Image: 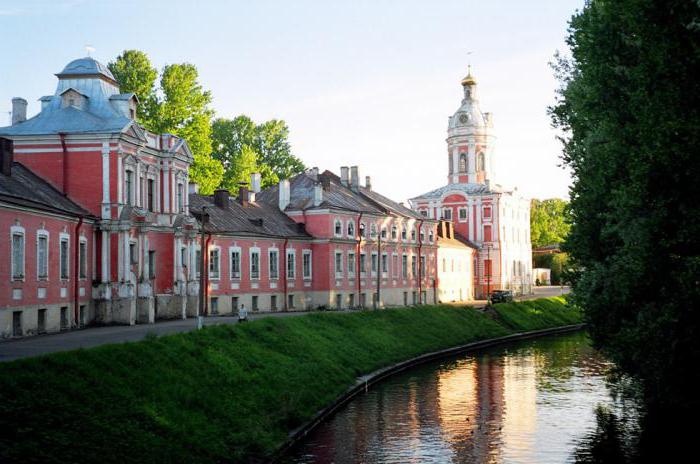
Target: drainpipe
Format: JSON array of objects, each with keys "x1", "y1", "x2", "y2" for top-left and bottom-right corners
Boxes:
[
  {"x1": 356, "y1": 212, "x2": 363, "y2": 307},
  {"x1": 73, "y1": 215, "x2": 84, "y2": 326},
  {"x1": 417, "y1": 219, "x2": 424, "y2": 305},
  {"x1": 59, "y1": 133, "x2": 68, "y2": 195},
  {"x1": 204, "y1": 233, "x2": 212, "y2": 315},
  {"x1": 283, "y1": 238, "x2": 289, "y2": 311}
]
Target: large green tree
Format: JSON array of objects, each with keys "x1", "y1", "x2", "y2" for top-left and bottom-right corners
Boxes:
[
  {"x1": 211, "y1": 115, "x2": 304, "y2": 191},
  {"x1": 108, "y1": 51, "x2": 223, "y2": 194},
  {"x1": 551, "y1": 0, "x2": 700, "y2": 412},
  {"x1": 530, "y1": 198, "x2": 570, "y2": 248}
]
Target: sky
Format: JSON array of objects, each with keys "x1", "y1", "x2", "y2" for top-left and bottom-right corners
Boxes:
[{"x1": 0, "y1": 0, "x2": 583, "y2": 202}]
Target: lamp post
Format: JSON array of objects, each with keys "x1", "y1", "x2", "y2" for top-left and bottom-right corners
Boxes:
[{"x1": 197, "y1": 206, "x2": 209, "y2": 329}]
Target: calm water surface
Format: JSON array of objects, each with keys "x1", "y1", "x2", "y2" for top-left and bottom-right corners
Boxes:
[{"x1": 283, "y1": 332, "x2": 641, "y2": 464}]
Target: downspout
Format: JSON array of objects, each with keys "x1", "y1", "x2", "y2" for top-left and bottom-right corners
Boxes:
[
  {"x1": 73, "y1": 215, "x2": 84, "y2": 326},
  {"x1": 283, "y1": 238, "x2": 289, "y2": 311},
  {"x1": 204, "y1": 233, "x2": 212, "y2": 315},
  {"x1": 376, "y1": 229, "x2": 381, "y2": 309},
  {"x1": 356, "y1": 212, "x2": 363, "y2": 306},
  {"x1": 59, "y1": 133, "x2": 68, "y2": 195},
  {"x1": 417, "y1": 219, "x2": 424, "y2": 304}
]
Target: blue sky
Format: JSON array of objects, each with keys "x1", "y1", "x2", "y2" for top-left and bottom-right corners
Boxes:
[{"x1": 0, "y1": 0, "x2": 583, "y2": 201}]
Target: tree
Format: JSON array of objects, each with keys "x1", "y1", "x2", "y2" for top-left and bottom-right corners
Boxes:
[
  {"x1": 551, "y1": 0, "x2": 700, "y2": 413},
  {"x1": 530, "y1": 198, "x2": 571, "y2": 248},
  {"x1": 211, "y1": 115, "x2": 304, "y2": 190},
  {"x1": 109, "y1": 52, "x2": 223, "y2": 194},
  {"x1": 107, "y1": 50, "x2": 158, "y2": 122}
]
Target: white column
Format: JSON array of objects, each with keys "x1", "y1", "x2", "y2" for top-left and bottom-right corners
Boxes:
[
  {"x1": 135, "y1": 161, "x2": 141, "y2": 208},
  {"x1": 101, "y1": 142, "x2": 111, "y2": 219},
  {"x1": 163, "y1": 162, "x2": 170, "y2": 213},
  {"x1": 101, "y1": 231, "x2": 110, "y2": 283}
]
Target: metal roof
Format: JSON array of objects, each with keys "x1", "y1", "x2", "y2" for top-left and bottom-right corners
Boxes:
[
  {"x1": 411, "y1": 182, "x2": 510, "y2": 201},
  {"x1": 0, "y1": 105, "x2": 129, "y2": 136},
  {"x1": 56, "y1": 57, "x2": 117, "y2": 83},
  {"x1": 0, "y1": 162, "x2": 91, "y2": 216},
  {"x1": 189, "y1": 193, "x2": 311, "y2": 239}
]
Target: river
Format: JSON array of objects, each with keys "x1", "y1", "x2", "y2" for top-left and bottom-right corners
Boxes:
[{"x1": 282, "y1": 331, "x2": 642, "y2": 464}]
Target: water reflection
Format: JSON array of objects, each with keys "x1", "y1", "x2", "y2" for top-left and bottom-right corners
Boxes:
[{"x1": 283, "y1": 332, "x2": 640, "y2": 464}]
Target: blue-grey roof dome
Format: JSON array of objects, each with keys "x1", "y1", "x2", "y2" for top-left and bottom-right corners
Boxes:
[{"x1": 56, "y1": 57, "x2": 116, "y2": 82}]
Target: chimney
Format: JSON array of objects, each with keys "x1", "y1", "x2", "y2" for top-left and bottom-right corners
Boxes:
[
  {"x1": 188, "y1": 182, "x2": 199, "y2": 194},
  {"x1": 39, "y1": 96, "x2": 53, "y2": 112},
  {"x1": 278, "y1": 179, "x2": 290, "y2": 211},
  {"x1": 250, "y1": 172, "x2": 261, "y2": 193},
  {"x1": 310, "y1": 167, "x2": 319, "y2": 181},
  {"x1": 313, "y1": 182, "x2": 323, "y2": 206},
  {"x1": 214, "y1": 189, "x2": 230, "y2": 208},
  {"x1": 340, "y1": 166, "x2": 349, "y2": 186},
  {"x1": 11, "y1": 98, "x2": 27, "y2": 125},
  {"x1": 365, "y1": 175, "x2": 372, "y2": 191},
  {"x1": 237, "y1": 183, "x2": 249, "y2": 206},
  {"x1": 350, "y1": 166, "x2": 360, "y2": 190},
  {"x1": 0, "y1": 138, "x2": 13, "y2": 176}
]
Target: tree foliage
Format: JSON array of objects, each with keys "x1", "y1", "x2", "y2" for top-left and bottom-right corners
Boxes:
[
  {"x1": 530, "y1": 198, "x2": 571, "y2": 248},
  {"x1": 211, "y1": 116, "x2": 304, "y2": 191},
  {"x1": 108, "y1": 51, "x2": 223, "y2": 194},
  {"x1": 551, "y1": 0, "x2": 700, "y2": 410}
]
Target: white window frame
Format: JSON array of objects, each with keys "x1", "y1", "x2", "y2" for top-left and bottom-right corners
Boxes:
[
  {"x1": 391, "y1": 225, "x2": 397, "y2": 240},
  {"x1": 458, "y1": 207, "x2": 468, "y2": 222},
  {"x1": 347, "y1": 220, "x2": 355, "y2": 238},
  {"x1": 360, "y1": 252, "x2": 367, "y2": 276},
  {"x1": 208, "y1": 246, "x2": 221, "y2": 280},
  {"x1": 334, "y1": 219, "x2": 343, "y2": 237},
  {"x1": 79, "y1": 236, "x2": 88, "y2": 280},
  {"x1": 268, "y1": 248, "x2": 279, "y2": 280},
  {"x1": 370, "y1": 223, "x2": 377, "y2": 238},
  {"x1": 402, "y1": 254, "x2": 408, "y2": 278},
  {"x1": 347, "y1": 251, "x2": 356, "y2": 277},
  {"x1": 392, "y1": 253, "x2": 399, "y2": 278},
  {"x1": 249, "y1": 247, "x2": 261, "y2": 280},
  {"x1": 286, "y1": 249, "x2": 296, "y2": 280},
  {"x1": 401, "y1": 226, "x2": 407, "y2": 241},
  {"x1": 11, "y1": 225, "x2": 26, "y2": 281},
  {"x1": 334, "y1": 250, "x2": 343, "y2": 278},
  {"x1": 36, "y1": 229, "x2": 49, "y2": 281},
  {"x1": 124, "y1": 169, "x2": 134, "y2": 206},
  {"x1": 429, "y1": 229, "x2": 434, "y2": 242},
  {"x1": 229, "y1": 246, "x2": 241, "y2": 279},
  {"x1": 381, "y1": 252, "x2": 388, "y2": 276},
  {"x1": 59, "y1": 232, "x2": 70, "y2": 281},
  {"x1": 302, "y1": 249, "x2": 312, "y2": 280},
  {"x1": 442, "y1": 207, "x2": 452, "y2": 220},
  {"x1": 371, "y1": 252, "x2": 378, "y2": 276}
]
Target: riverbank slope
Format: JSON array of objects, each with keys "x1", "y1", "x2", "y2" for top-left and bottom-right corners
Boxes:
[{"x1": 0, "y1": 297, "x2": 581, "y2": 463}]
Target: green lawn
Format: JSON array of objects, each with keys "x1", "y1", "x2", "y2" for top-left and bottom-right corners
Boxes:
[{"x1": 0, "y1": 297, "x2": 581, "y2": 463}]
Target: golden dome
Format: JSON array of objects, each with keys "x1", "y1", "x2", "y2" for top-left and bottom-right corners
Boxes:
[{"x1": 461, "y1": 65, "x2": 477, "y2": 86}]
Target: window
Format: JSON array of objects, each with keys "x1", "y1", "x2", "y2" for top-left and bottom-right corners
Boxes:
[
  {"x1": 60, "y1": 307, "x2": 69, "y2": 330},
  {"x1": 181, "y1": 247, "x2": 188, "y2": 275},
  {"x1": 177, "y1": 183, "x2": 184, "y2": 213},
  {"x1": 232, "y1": 296, "x2": 239, "y2": 311},
  {"x1": 147, "y1": 179, "x2": 155, "y2": 212},
  {"x1": 391, "y1": 226, "x2": 397, "y2": 240},
  {"x1": 429, "y1": 230, "x2": 434, "y2": 242},
  {"x1": 250, "y1": 249, "x2": 260, "y2": 279},
  {"x1": 370, "y1": 224, "x2": 377, "y2": 238},
  {"x1": 381, "y1": 253, "x2": 388, "y2": 274},
  {"x1": 252, "y1": 295, "x2": 259, "y2": 311},
  {"x1": 411, "y1": 256, "x2": 417, "y2": 277},
  {"x1": 360, "y1": 223, "x2": 366, "y2": 238},
  {"x1": 269, "y1": 249, "x2": 279, "y2": 279},
  {"x1": 11, "y1": 231, "x2": 25, "y2": 280},
  {"x1": 380, "y1": 227, "x2": 387, "y2": 239},
  {"x1": 459, "y1": 153, "x2": 467, "y2": 171},
  {"x1": 419, "y1": 209, "x2": 428, "y2": 217},
  {"x1": 484, "y1": 224, "x2": 492, "y2": 242},
  {"x1": 477, "y1": 152, "x2": 485, "y2": 171},
  {"x1": 79, "y1": 240, "x2": 87, "y2": 279},
  {"x1": 37, "y1": 234, "x2": 48, "y2": 280},
  {"x1": 371, "y1": 253, "x2": 378, "y2": 274},
  {"x1": 336, "y1": 294, "x2": 342, "y2": 309},
  {"x1": 349, "y1": 294, "x2": 355, "y2": 308},
  {"x1": 401, "y1": 227, "x2": 407, "y2": 240},
  {"x1": 288, "y1": 294, "x2": 295, "y2": 309},
  {"x1": 348, "y1": 252, "x2": 355, "y2": 276},
  {"x1": 419, "y1": 228, "x2": 425, "y2": 242},
  {"x1": 402, "y1": 255, "x2": 408, "y2": 278},
  {"x1": 230, "y1": 248, "x2": 241, "y2": 279},
  {"x1": 458, "y1": 208, "x2": 468, "y2": 221},
  {"x1": 38, "y1": 309, "x2": 47, "y2": 334},
  {"x1": 209, "y1": 248, "x2": 220, "y2": 279},
  {"x1": 125, "y1": 170, "x2": 134, "y2": 206},
  {"x1": 302, "y1": 250, "x2": 312, "y2": 279},
  {"x1": 287, "y1": 250, "x2": 296, "y2": 279},
  {"x1": 335, "y1": 251, "x2": 343, "y2": 277},
  {"x1": 483, "y1": 206, "x2": 492, "y2": 219},
  {"x1": 334, "y1": 219, "x2": 342, "y2": 236},
  {"x1": 211, "y1": 297, "x2": 219, "y2": 315},
  {"x1": 360, "y1": 253, "x2": 367, "y2": 275},
  {"x1": 420, "y1": 256, "x2": 426, "y2": 279},
  {"x1": 442, "y1": 208, "x2": 452, "y2": 220},
  {"x1": 148, "y1": 250, "x2": 156, "y2": 279},
  {"x1": 12, "y1": 311, "x2": 22, "y2": 337},
  {"x1": 195, "y1": 250, "x2": 201, "y2": 278},
  {"x1": 347, "y1": 221, "x2": 355, "y2": 237},
  {"x1": 411, "y1": 229, "x2": 416, "y2": 242},
  {"x1": 392, "y1": 254, "x2": 399, "y2": 277},
  {"x1": 129, "y1": 242, "x2": 138, "y2": 265},
  {"x1": 271, "y1": 295, "x2": 277, "y2": 311},
  {"x1": 60, "y1": 237, "x2": 69, "y2": 280}
]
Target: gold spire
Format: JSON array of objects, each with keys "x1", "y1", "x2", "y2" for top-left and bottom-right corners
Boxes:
[{"x1": 461, "y1": 64, "x2": 477, "y2": 86}]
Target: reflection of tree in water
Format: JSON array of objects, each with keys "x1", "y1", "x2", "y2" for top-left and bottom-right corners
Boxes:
[{"x1": 572, "y1": 405, "x2": 637, "y2": 463}]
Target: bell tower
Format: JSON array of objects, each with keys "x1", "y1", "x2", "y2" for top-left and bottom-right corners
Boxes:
[{"x1": 446, "y1": 67, "x2": 495, "y2": 185}]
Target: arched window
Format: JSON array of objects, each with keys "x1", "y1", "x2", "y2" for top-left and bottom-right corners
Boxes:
[
  {"x1": 370, "y1": 224, "x2": 377, "y2": 238},
  {"x1": 391, "y1": 225, "x2": 397, "y2": 240},
  {"x1": 359, "y1": 222, "x2": 366, "y2": 238},
  {"x1": 477, "y1": 152, "x2": 485, "y2": 171},
  {"x1": 459, "y1": 153, "x2": 467, "y2": 172},
  {"x1": 334, "y1": 219, "x2": 342, "y2": 237},
  {"x1": 347, "y1": 221, "x2": 355, "y2": 237}
]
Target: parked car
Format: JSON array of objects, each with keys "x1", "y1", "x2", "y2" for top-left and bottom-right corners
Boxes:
[{"x1": 490, "y1": 290, "x2": 514, "y2": 304}]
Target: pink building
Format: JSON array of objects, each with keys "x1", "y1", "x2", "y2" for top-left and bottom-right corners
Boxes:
[{"x1": 410, "y1": 68, "x2": 532, "y2": 297}]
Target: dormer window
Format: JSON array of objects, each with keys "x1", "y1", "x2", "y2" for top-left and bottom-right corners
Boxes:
[{"x1": 60, "y1": 88, "x2": 87, "y2": 110}]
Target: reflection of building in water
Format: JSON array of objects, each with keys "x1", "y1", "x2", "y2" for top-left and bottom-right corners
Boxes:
[
  {"x1": 436, "y1": 354, "x2": 506, "y2": 463},
  {"x1": 501, "y1": 353, "x2": 538, "y2": 462}
]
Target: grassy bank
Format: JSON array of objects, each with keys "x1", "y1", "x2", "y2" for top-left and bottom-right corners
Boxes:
[{"x1": 0, "y1": 297, "x2": 580, "y2": 463}]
